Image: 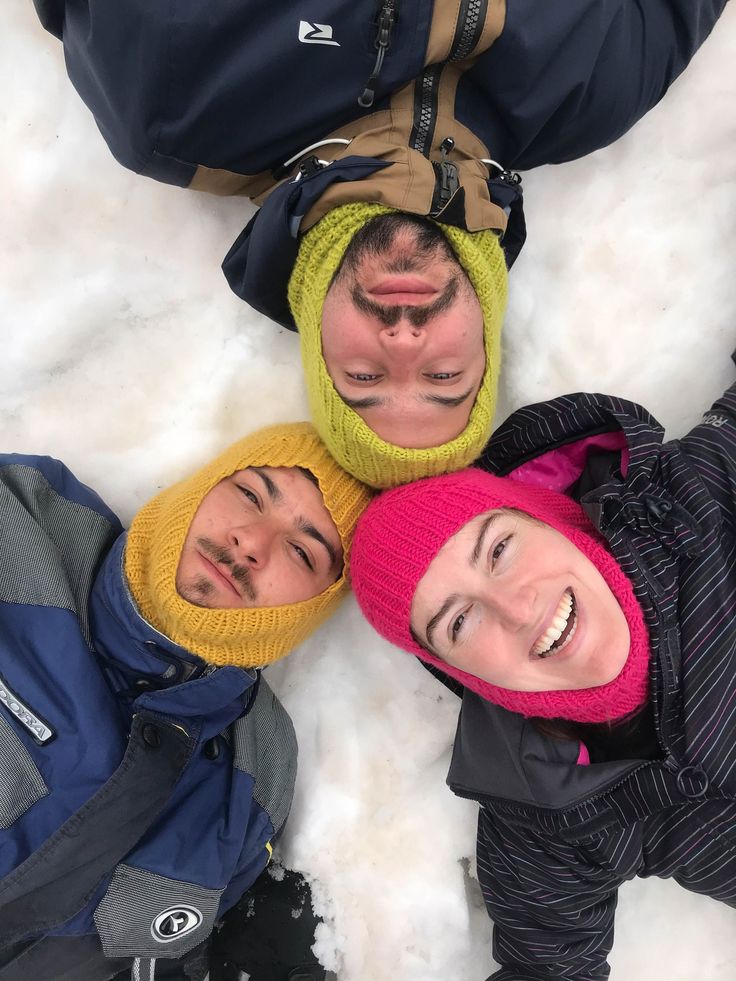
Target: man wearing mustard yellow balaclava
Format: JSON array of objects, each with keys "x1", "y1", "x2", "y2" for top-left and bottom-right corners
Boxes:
[{"x1": 0, "y1": 423, "x2": 370, "y2": 981}]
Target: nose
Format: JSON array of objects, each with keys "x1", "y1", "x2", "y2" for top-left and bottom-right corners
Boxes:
[
  {"x1": 488, "y1": 581, "x2": 536, "y2": 631},
  {"x1": 378, "y1": 317, "x2": 426, "y2": 351},
  {"x1": 228, "y1": 523, "x2": 274, "y2": 568}
]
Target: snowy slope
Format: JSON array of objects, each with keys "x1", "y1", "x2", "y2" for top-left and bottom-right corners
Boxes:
[{"x1": 2, "y1": 4, "x2": 735, "y2": 979}]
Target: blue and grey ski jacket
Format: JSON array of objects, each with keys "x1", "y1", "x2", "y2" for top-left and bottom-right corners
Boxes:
[
  {"x1": 450, "y1": 378, "x2": 736, "y2": 979},
  {"x1": 33, "y1": 0, "x2": 727, "y2": 326},
  {"x1": 0, "y1": 455, "x2": 297, "y2": 979}
]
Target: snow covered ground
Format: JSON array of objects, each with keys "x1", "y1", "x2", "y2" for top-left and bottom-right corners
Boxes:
[{"x1": 3, "y1": 4, "x2": 736, "y2": 979}]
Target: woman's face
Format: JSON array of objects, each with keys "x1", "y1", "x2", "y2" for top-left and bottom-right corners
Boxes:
[{"x1": 410, "y1": 510, "x2": 630, "y2": 692}]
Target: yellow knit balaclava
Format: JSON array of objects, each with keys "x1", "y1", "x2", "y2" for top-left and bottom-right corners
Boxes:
[
  {"x1": 124, "y1": 423, "x2": 373, "y2": 668},
  {"x1": 288, "y1": 203, "x2": 508, "y2": 488}
]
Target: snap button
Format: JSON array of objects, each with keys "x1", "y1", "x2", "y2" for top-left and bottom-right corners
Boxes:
[
  {"x1": 676, "y1": 765, "x2": 709, "y2": 799},
  {"x1": 142, "y1": 723, "x2": 161, "y2": 748},
  {"x1": 204, "y1": 737, "x2": 220, "y2": 761}
]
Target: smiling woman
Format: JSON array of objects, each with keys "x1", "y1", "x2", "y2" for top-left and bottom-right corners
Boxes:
[
  {"x1": 349, "y1": 381, "x2": 736, "y2": 979},
  {"x1": 352, "y1": 466, "x2": 650, "y2": 723}
]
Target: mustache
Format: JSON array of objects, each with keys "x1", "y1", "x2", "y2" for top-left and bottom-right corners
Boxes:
[
  {"x1": 350, "y1": 276, "x2": 458, "y2": 328},
  {"x1": 196, "y1": 536, "x2": 257, "y2": 602}
]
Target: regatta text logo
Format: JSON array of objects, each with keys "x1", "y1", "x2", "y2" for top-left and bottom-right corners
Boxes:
[
  {"x1": 701, "y1": 414, "x2": 728, "y2": 428},
  {"x1": 0, "y1": 674, "x2": 54, "y2": 743},
  {"x1": 298, "y1": 21, "x2": 340, "y2": 46}
]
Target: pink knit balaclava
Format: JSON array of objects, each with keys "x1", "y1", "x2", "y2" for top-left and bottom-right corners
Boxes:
[{"x1": 351, "y1": 468, "x2": 650, "y2": 723}]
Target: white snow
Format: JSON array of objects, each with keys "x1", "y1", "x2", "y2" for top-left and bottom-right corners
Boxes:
[{"x1": 2, "y1": 3, "x2": 735, "y2": 978}]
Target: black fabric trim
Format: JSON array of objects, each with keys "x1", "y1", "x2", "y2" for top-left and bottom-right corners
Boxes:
[{"x1": 0, "y1": 935, "x2": 129, "y2": 981}]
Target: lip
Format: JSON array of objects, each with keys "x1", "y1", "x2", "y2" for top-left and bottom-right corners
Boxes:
[
  {"x1": 368, "y1": 277, "x2": 439, "y2": 303},
  {"x1": 198, "y1": 552, "x2": 241, "y2": 598}
]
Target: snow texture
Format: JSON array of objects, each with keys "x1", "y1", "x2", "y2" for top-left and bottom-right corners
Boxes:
[{"x1": 2, "y1": 3, "x2": 735, "y2": 979}]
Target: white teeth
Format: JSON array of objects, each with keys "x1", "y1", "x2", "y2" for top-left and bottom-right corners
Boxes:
[{"x1": 531, "y1": 591, "x2": 576, "y2": 658}]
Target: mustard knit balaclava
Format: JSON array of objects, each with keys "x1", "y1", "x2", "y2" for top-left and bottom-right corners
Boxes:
[
  {"x1": 124, "y1": 423, "x2": 373, "y2": 668},
  {"x1": 288, "y1": 203, "x2": 508, "y2": 489}
]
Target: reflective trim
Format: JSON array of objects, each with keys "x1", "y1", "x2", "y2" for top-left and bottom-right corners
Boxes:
[
  {"x1": 0, "y1": 713, "x2": 48, "y2": 828},
  {"x1": 95, "y1": 864, "x2": 221, "y2": 958}
]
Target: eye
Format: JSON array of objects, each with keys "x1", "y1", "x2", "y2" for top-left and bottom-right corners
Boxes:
[
  {"x1": 347, "y1": 372, "x2": 382, "y2": 382},
  {"x1": 237, "y1": 485, "x2": 260, "y2": 508},
  {"x1": 292, "y1": 543, "x2": 314, "y2": 571},
  {"x1": 425, "y1": 371, "x2": 460, "y2": 381},
  {"x1": 491, "y1": 536, "x2": 510, "y2": 567},
  {"x1": 450, "y1": 611, "x2": 466, "y2": 640}
]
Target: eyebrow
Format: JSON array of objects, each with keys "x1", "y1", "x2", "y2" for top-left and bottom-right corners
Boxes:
[
  {"x1": 471, "y1": 513, "x2": 499, "y2": 565},
  {"x1": 425, "y1": 593, "x2": 460, "y2": 653},
  {"x1": 297, "y1": 517, "x2": 340, "y2": 570},
  {"x1": 421, "y1": 386, "x2": 475, "y2": 409},
  {"x1": 251, "y1": 467, "x2": 283, "y2": 503},
  {"x1": 337, "y1": 393, "x2": 385, "y2": 409},
  {"x1": 423, "y1": 513, "x2": 501, "y2": 649},
  {"x1": 336, "y1": 387, "x2": 474, "y2": 412}
]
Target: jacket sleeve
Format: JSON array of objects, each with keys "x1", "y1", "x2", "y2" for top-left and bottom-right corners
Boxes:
[
  {"x1": 679, "y1": 380, "x2": 736, "y2": 535},
  {"x1": 477, "y1": 808, "x2": 624, "y2": 980},
  {"x1": 482, "y1": 0, "x2": 728, "y2": 170}
]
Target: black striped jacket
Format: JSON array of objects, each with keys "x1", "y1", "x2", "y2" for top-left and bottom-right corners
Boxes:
[{"x1": 447, "y1": 382, "x2": 736, "y2": 980}]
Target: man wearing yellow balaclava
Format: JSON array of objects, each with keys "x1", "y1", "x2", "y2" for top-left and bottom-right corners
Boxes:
[
  {"x1": 288, "y1": 205, "x2": 508, "y2": 489},
  {"x1": 43, "y1": 0, "x2": 727, "y2": 487},
  {"x1": 0, "y1": 424, "x2": 371, "y2": 981}
]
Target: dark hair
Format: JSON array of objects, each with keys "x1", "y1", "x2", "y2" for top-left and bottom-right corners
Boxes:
[
  {"x1": 297, "y1": 466, "x2": 320, "y2": 488},
  {"x1": 331, "y1": 212, "x2": 458, "y2": 287}
]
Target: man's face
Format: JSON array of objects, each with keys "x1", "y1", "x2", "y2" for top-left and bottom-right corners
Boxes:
[
  {"x1": 320, "y1": 214, "x2": 486, "y2": 449},
  {"x1": 176, "y1": 466, "x2": 343, "y2": 608}
]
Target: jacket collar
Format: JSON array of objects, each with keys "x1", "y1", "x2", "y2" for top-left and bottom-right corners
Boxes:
[{"x1": 89, "y1": 534, "x2": 257, "y2": 718}]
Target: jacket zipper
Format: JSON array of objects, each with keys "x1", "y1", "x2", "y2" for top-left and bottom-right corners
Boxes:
[
  {"x1": 409, "y1": 0, "x2": 486, "y2": 156},
  {"x1": 449, "y1": 0, "x2": 487, "y2": 62},
  {"x1": 358, "y1": 1, "x2": 398, "y2": 108},
  {"x1": 408, "y1": 64, "x2": 442, "y2": 155}
]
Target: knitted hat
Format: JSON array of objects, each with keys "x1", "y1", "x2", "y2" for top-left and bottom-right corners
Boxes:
[
  {"x1": 351, "y1": 468, "x2": 650, "y2": 723},
  {"x1": 125, "y1": 423, "x2": 373, "y2": 668},
  {"x1": 288, "y1": 203, "x2": 508, "y2": 489}
]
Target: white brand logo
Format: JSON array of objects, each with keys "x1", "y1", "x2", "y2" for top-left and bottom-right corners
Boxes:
[
  {"x1": 298, "y1": 21, "x2": 340, "y2": 46},
  {"x1": 151, "y1": 906, "x2": 203, "y2": 943},
  {"x1": 0, "y1": 675, "x2": 54, "y2": 743},
  {"x1": 701, "y1": 413, "x2": 727, "y2": 428}
]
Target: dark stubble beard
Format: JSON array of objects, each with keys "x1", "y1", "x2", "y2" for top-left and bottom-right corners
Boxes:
[{"x1": 179, "y1": 536, "x2": 258, "y2": 607}]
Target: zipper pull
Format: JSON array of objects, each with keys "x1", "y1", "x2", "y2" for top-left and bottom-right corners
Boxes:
[
  {"x1": 430, "y1": 137, "x2": 460, "y2": 216},
  {"x1": 358, "y1": 1, "x2": 397, "y2": 108},
  {"x1": 440, "y1": 136, "x2": 455, "y2": 162}
]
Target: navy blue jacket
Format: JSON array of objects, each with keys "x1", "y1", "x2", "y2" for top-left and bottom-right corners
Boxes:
[
  {"x1": 34, "y1": 1, "x2": 727, "y2": 326},
  {"x1": 448, "y1": 381, "x2": 736, "y2": 978},
  {"x1": 0, "y1": 455, "x2": 296, "y2": 980}
]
